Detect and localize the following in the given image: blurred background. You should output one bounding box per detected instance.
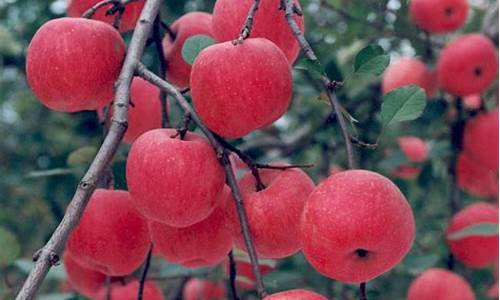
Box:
[0,0,498,299]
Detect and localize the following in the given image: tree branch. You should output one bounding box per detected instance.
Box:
[14,1,162,299]
[152,15,170,128]
[227,251,240,300]
[235,0,261,43]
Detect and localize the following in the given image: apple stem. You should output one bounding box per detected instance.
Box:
[235,0,261,44]
[227,251,240,300]
[137,244,153,300]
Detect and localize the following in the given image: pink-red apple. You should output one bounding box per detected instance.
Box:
[301,170,415,283]
[190,38,292,138]
[437,34,498,97]
[407,268,475,300]
[183,278,225,300]
[462,107,499,172]
[63,252,105,298]
[409,0,468,33]
[212,0,304,63]
[126,129,225,227]
[66,189,150,276]
[226,167,315,258]
[26,18,125,112]
[382,57,435,97]
[67,0,145,32]
[398,136,428,162]
[393,164,421,180]
[162,12,213,87]
[264,289,328,300]
[446,202,499,268]
[95,281,164,300]
[456,152,498,197]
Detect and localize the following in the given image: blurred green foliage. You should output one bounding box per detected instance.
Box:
[0,0,498,299]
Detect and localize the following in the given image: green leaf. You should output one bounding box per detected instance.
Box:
[26,168,74,178]
[67,146,98,167]
[294,58,324,78]
[381,85,427,128]
[0,227,20,266]
[402,254,440,276]
[377,150,407,170]
[181,34,215,65]
[448,223,499,240]
[354,45,390,75]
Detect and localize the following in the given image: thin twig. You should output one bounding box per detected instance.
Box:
[359,282,367,300]
[137,245,153,300]
[167,277,190,300]
[82,0,116,18]
[14,2,162,299]
[227,251,240,300]
[235,0,261,43]
[135,63,267,299]
[152,15,170,128]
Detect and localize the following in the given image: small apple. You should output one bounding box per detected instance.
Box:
[398,136,428,162]
[264,289,328,300]
[409,0,468,33]
[95,281,164,300]
[456,152,498,198]
[183,278,225,300]
[382,57,435,97]
[407,268,475,300]
[63,252,105,298]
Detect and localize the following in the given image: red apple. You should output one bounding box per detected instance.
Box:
[264,289,328,300]
[149,202,233,268]
[398,136,428,162]
[126,128,225,227]
[26,18,125,112]
[67,0,145,32]
[456,152,498,197]
[393,164,421,180]
[63,252,105,298]
[409,0,468,33]
[446,202,499,268]
[462,107,499,172]
[463,94,482,110]
[407,268,475,300]
[108,77,163,144]
[301,170,415,283]
[212,0,304,63]
[95,281,164,300]
[190,38,292,138]
[226,167,315,259]
[162,12,213,88]
[66,189,150,276]
[437,34,498,97]
[183,278,225,300]
[382,57,435,97]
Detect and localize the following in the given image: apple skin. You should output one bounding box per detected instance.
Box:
[212,0,304,63]
[408,268,475,300]
[190,38,292,138]
[456,152,498,198]
[162,12,213,88]
[393,164,421,180]
[264,289,328,300]
[462,107,499,172]
[126,128,225,227]
[67,0,145,32]
[382,57,436,97]
[398,136,428,162]
[446,202,499,268]
[95,281,165,300]
[226,167,315,259]
[149,201,233,268]
[66,189,150,276]
[409,0,468,33]
[26,18,125,112]
[301,170,415,283]
[437,34,498,97]
[183,278,225,300]
[110,77,163,144]
[63,252,105,298]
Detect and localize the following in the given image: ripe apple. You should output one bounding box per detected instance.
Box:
[190,38,292,138]
[456,152,498,197]
[66,189,150,276]
[226,167,315,259]
[392,164,421,180]
[398,136,428,162]
[162,12,213,88]
[301,170,415,283]
[110,77,163,144]
[183,278,225,300]
[408,268,475,300]
[382,57,435,97]
[26,18,125,112]
[212,0,304,63]
[409,0,468,33]
[437,34,498,97]
[95,281,164,300]
[67,0,145,32]
[446,202,499,268]
[149,202,233,268]
[126,128,225,227]
[264,289,328,300]
[63,252,105,298]
[462,107,499,172]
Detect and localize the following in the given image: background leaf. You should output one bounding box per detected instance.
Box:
[381,85,427,128]
[0,227,20,266]
[181,34,215,65]
[354,45,390,75]
[448,223,499,240]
